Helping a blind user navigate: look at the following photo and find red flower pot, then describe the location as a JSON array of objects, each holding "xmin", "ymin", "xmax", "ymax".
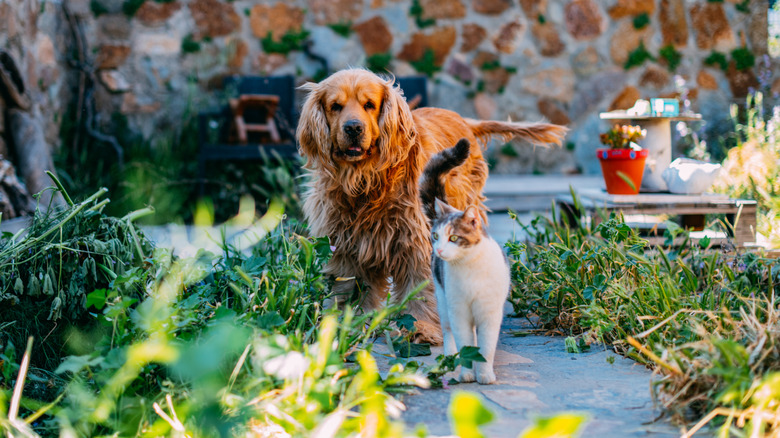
[{"xmin": 596, "ymin": 148, "xmax": 649, "ymax": 195}]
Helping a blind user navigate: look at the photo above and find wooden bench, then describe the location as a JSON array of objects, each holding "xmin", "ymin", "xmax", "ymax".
[{"xmin": 555, "ymin": 188, "xmax": 758, "ymax": 247}]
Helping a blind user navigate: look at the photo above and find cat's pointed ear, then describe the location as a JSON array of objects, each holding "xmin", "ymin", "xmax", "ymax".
[
  {"xmin": 434, "ymin": 198, "xmax": 451, "ymax": 216},
  {"xmin": 463, "ymin": 206, "xmax": 481, "ymax": 229}
]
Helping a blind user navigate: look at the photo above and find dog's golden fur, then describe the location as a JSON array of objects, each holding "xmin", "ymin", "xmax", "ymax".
[{"xmin": 297, "ymin": 69, "xmax": 567, "ymax": 344}]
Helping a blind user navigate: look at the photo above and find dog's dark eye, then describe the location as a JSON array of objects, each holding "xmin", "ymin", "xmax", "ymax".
[
  {"xmin": 331, "ymin": 103, "xmax": 343, "ymax": 112},
  {"xmin": 364, "ymin": 101, "xmax": 375, "ymax": 111}
]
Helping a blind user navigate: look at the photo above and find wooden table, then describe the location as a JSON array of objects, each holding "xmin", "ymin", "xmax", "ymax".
[
  {"xmin": 600, "ymin": 112, "xmax": 702, "ymax": 192},
  {"xmin": 556, "ymin": 188, "xmax": 757, "ymax": 247}
]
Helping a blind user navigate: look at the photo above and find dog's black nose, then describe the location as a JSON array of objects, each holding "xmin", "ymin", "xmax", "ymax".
[{"xmin": 343, "ymin": 120, "xmax": 364, "ymax": 138}]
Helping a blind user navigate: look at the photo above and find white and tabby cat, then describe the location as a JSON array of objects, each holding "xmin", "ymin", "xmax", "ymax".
[{"xmin": 420, "ymin": 138, "xmax": 510, "ymax": 384}]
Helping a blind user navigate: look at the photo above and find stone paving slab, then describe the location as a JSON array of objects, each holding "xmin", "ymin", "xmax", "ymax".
[{"xmin": 372, "ymin": 311, "xmax": 684, "ymax": 437}]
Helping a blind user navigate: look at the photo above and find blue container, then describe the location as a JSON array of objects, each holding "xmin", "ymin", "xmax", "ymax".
[{"xmin": 650, "ymin": 98, "xmax": 679, "ymax": 117}]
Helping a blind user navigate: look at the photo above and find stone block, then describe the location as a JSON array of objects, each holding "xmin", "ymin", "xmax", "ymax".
[
  {"xmin": 537, "ymin": 98, "xmax": 571, "ymax": 125},
  {"xmin": 420, "ymin": 0, "xmax": 465, "ymax": 20},
  {"xmin": 609, "ymin": 19, "xmax": 652, "ymax": 66},
  {"xmin": 189, "ymin": 0, "xmax": 240, "ymax": 39},
  {"xmin": 690, "ymin": 2, "xmax": 736, "ymax": 51},
  {"xmin": 565, "ymin": 0, "xmax": 605, "ymax": 41},
  {"xmin": 354, "ymin": 16, "xmax": 393, "ymax": 56},
  {"xmin": 531, "ymin": 22, "xmax": 565, "ymax": 57},
  {"xmin": 250, "ymin": 3, "xmax": 304, "ymax": 41},
  {"xmin": 608, "ymin": 85, "xmax": 640, "ymax": 111},
  {"xmin": 639, "ymin": 65, "xmax": 670, "ymax": 89},
  {"xmin": 461, "ymin": 23, "xmax": 486, "ymax": 52},
  {"xmin": 474, "ymin": 0, "xmax": 512, "ymax": 15},
  {"xmin": 308, "ymin": 0, "xmax": 363, "ymax": 25},
  {"xmin": 607, "ymin": 0, "xmax": 654, "ymax": 19},
  {"xmin": 136, "ymin": 1, "xmax": 181, "ymax": 27},
  {"xmin": 96, "ymin": 44, "xmax": 131, "ymax": 69},
  {"xmin": 660, "ymin": 0, "xmax": 688, "ymax": 48},
  {"xmin": 493, "ymin": 20, "xmax": 525, "ymax": 54},
  {"xmin": 398, "ymin": 26, "xmax": 456, "ymax": 66}
]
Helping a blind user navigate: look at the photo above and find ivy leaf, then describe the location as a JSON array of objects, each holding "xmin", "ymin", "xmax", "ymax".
[
  {"xmin": 393, "ymin": 340, "xmax": 431, "ymax": 358},
  {"xmin": 457, "ymin": 346, "xmax": 486, "ymax": 369},
  {"xmin": 257, "ymin": 311, "xmax": 285, "ymax": 330},
  {"xmin": 395, "ymin": 314, "xmax": 417, "ymax": 332}
]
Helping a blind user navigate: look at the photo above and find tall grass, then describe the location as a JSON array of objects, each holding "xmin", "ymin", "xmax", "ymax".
[
  {"xmin": 509, "ymin": 207, "xmax": 780, "ymax": 435},
  {"xmin": 713, "ymin": 92, "xmax": 780, "ymax": 249}
]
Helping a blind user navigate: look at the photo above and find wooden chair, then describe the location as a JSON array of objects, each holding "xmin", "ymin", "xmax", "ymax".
[{"xmin": 197, "ymin": 75, "xmax": 298, "ymax": 195}]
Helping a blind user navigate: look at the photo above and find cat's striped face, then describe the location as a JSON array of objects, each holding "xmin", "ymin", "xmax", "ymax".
[{"xmin": 431, "ymin": 200, "xmax": 482, "ymax": 261}]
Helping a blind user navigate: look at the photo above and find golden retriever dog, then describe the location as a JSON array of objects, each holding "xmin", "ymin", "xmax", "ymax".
[{"xmin": 297, "ymin": 69, "xmax": 567, "ymax": 344}]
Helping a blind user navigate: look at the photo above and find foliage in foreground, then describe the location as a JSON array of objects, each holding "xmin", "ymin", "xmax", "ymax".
[
  {"xmin": 0, "ymin": 186, "xmax": 432, "ymax": 437},
  {"xmin": 509, "ymin": 208, "xmax": 780, "ymax": 436}
]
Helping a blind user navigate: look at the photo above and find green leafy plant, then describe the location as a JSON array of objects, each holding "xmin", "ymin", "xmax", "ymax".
[
  {"xmin": 704, "ymin": 51, "xmax": 729, "ymax": 71},
  {"xmin": 599, "ymin": 124, "xmax": 646, "ymax": 149},
  {"xmin": 659, "ymin": 44, "xmax": 682, "ymax": 72},
  {"xmin": 89, "ymin": 0, "xmax": 109, "ymax": 16},
  {"xmin": 509, "ymin": 201, "xmax": 780, "ymax": 433},
  {"xmin": 181, "ymin": 34, "xmax": 201, "ymax": 54},
  {"xmin": 632, "ymin": 12, "xmax": 650, "ymax": 29},
  {"xmin": 623, "ymin": 41, "xmax": 654, "ymax": 70},
  {"xmin": 261, "ymin": 29, "xmax": 311, "ymax": 55},
  {"xmin": 480, "ymin": 60, "xmax": 501, "ymax": 71},
  {"xmin": 731, "ymin": 46, "xmax": 756, "ymax": 71},
  {"xmin": 366, "ymin": 52, "xmax": 393, "ymax": 73},
  {"xmin": 409, "ymin": 0, "xmax": 435, "ymax": 28},
  {"xmin": 500, "ymin": 143, "xmax": 518, "ymax": 157},
  {"xmin": 410, "ymin": 49, "xmax": 441, "ymax": 78},
  {"xmin": 121, "ymin": 0, "xmax": 145, "ymax": 17},
  {"xmin": 736, "ymin": 0, "xmax": 750, "ymax": 13},
  {"xmin": 327, "ymin": 21, "xmax": 353, "ymax": 38}
]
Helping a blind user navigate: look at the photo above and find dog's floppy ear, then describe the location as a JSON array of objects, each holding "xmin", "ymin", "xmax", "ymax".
[
  {"xmin": 376, "ymin": 78, "xmax": 417, "ymax": 169},
  {"xmin": 296, "ymin": 82, "xmax": 331, "ymax": 169}
]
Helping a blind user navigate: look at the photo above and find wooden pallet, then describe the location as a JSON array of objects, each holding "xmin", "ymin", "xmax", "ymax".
[{"xmin": 555, "ymin": 188, "xmax": 758, "ymax": 247}]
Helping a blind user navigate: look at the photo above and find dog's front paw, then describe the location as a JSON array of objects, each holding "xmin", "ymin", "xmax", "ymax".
[
  {"xmin": 459, "ymin": 368, "xmax": 476, "ymax": 383},
  {"xmin": 476, "ymin": 368, "xmax": 496, "ymax": 385},
  {"xmin": 411, "ymin": 320, "xmax": 443, "ymax": 345}
]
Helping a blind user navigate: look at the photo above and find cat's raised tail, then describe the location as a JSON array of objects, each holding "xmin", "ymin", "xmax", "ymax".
[{"xmin": 420, "ymin": 138, "xmax": 471, "ymax": 222}]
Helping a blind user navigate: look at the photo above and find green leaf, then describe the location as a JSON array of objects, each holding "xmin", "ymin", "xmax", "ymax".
[
  {"xmin": 457, "ymin": 346, "xmax": 486, "ymax": 369},
  {"xmin": 86, "ymin": 289, "xmax": 109, "ymax": 310},
  {"xmin": 55, "ymin": 354, "xmax": 105, "ymax": 374},
  {"xmin": 395, "ymin": 313, "xmax": 417, "ymax": 332},
  {"xmin": 449, "ymin": 391, "xmax": 494, "ymax": 438},
  {"xmin": 257, "ymin": 311, "xmax": 285, "ymax": 330},
  {"xmin": 393, "ymin": 340, "xmax": 431, "ymax": 358}
]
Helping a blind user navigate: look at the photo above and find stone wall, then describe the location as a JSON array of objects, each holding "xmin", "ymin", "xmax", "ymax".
[
  {"xmin": 0, "ymin": 0, "xmax": 68, "ymax": 149},
  {"xmin": 8, "ymin": 0, "xmax": 775, "ymax": 174}
]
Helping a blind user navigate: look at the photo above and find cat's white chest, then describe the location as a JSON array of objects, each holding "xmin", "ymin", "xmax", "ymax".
[{"xmin": 440, "ymin": 239, "xmax": 510, "ymax": 305}]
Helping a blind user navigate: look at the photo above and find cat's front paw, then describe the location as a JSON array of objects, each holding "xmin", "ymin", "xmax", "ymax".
[
  {"xmin": 459, "ymin": 368, "xmax": 476, "ymax": 383},
  {"xmin": 476, "ymin": 368, "xmax": 496, "ymax": 385}
]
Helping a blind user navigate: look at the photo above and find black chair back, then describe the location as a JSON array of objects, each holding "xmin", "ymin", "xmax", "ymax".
[
  {"xmin": 223, "ymin": 75, "xmax": 297, "ymax": 139},
  {"xmin": 396, "ymin": 76, "xmax": 428, "ymax": 108}
]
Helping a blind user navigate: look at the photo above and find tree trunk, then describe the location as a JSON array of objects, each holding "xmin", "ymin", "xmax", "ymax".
[{"xmin": 8, "ymin": 109, "xmax": 64, "ymax": 208}]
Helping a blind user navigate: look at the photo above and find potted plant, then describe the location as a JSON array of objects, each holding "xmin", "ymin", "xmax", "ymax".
[{"xmin": 597, "ymin": 124, "xmax": 648, "ymax": 195}]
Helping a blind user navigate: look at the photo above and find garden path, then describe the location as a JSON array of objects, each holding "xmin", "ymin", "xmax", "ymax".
[{"xmin": 367, "ymin": 211, "xmax": 684, "ymax": 437}]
